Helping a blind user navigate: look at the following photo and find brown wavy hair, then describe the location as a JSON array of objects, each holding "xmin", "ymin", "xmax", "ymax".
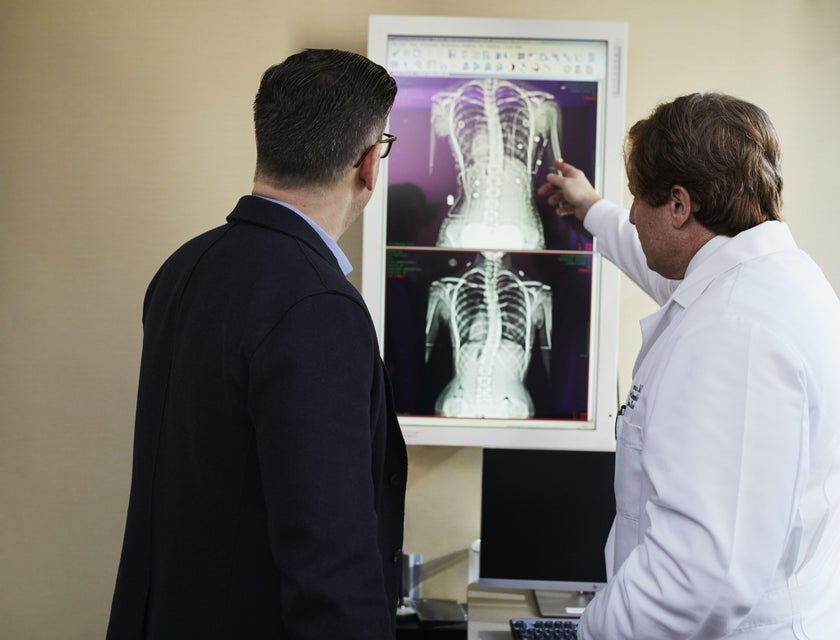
[{"xmin": 625, "ymin": 93, "xmax": 783, "ymax": 235}]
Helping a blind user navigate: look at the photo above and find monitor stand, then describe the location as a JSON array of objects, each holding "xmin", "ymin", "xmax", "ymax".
[{"xmin": 533, "ymin": 590, "xmax": 594, "ymax": 618}]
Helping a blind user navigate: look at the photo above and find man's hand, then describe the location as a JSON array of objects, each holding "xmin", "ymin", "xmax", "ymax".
[{"xmin": 537, "ymin": 161, "xmax": 601, "ymax": 222}]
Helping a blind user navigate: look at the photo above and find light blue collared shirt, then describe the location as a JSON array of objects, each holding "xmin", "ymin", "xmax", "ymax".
[{"xmin": 254, "ymin": 195, "xmax": 353, "ymax": 276}]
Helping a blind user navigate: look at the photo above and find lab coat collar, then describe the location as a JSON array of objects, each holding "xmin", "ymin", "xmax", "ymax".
[
  {"xmin": 633, "ymin": 221, "xmax": 795, "ymax": 377},
  {"xmin": 671, "ymin": 220, "xmax": 795, "ymax": 311}
]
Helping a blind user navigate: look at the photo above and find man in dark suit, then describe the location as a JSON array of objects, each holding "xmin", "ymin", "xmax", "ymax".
[{"xmin": 107, "ymin": 49, "xmax": 407, "ymax": 639}]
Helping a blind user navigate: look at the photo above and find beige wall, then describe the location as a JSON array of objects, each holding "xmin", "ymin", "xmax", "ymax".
[{"xmin": 2, "ymin": 0, "xmax": 838, "ymax": 636}]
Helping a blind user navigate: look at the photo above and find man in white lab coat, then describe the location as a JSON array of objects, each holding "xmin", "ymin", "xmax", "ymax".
[{"xmin": 539, "ymin": 93, "xmax": 840, "ymax": 639}]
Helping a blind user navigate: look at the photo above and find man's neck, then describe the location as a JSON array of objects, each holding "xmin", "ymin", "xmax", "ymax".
[
  {"xmin": 667, "ymin": 217, "xmax": 717, "ymax": 280},
  {"xmin": 252, "ymin": 180, "xmax": 351, "ymax": 241}
]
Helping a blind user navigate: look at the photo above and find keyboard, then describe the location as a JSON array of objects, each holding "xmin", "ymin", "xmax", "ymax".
[{"xmin": 509, "ymin": 617, "xmax": 580, "ymax": 639}]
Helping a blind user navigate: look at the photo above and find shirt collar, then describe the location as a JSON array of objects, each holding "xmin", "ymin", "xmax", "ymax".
[{"xmin": 253, "ymin": 195, "xmax": 353, "ymax": 276}]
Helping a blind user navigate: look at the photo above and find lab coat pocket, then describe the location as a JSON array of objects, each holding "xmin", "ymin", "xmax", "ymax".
[{"xmin": 615, "ymin": 417, "xmax": 644, "ymax": 523}]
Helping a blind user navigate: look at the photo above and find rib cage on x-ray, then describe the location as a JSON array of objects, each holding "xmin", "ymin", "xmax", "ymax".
[
  {"xmin": 431, "ymin": 78, "xmax": 561, "ymax": 251},
  {"xmin": 425, "ymin": 252, "xmax": 552, "ymax": 419}
]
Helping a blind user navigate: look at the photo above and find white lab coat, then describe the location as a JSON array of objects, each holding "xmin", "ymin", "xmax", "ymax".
[{"xmin": 578, "ymin": 200, "xmax": 840, "ymax": 639}]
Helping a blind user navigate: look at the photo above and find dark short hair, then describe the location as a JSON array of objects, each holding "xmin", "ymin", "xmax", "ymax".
[
  {"xmin": 625, "ymin": 93, "xmax": 783, "ymax": 235},
  {"xmin": 253, "ymin": 49, "xmax": 397, "ymax": 189}
]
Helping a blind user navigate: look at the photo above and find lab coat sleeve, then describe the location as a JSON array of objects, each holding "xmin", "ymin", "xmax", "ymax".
[
  {"xmin": 583, "ymin": 199, "xmax": 679, "ymax": 305},
  {"xmin": 579, "ymin": 317, "xmax": 808, "ymax": 639}
]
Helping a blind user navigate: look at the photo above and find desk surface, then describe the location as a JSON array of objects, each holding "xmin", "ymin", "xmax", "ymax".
[{"xmin": 466, "ymin": 585, "xmax": 539, "ymax": 640}]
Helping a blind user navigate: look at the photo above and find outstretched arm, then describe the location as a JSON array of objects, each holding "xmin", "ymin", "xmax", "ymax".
[
  {"xmin": 538, "ymin": 161, "xmax": 678, "ymax": 304},
  {"xmin": 537, "ymin": 160, "xmax": 601, "ymax": 221}
]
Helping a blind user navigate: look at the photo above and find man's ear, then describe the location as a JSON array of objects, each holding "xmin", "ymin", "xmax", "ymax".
[
  {"xmin": 356, "ymin": 147, "xmax": 379, "ymax": 192},
  {"xmin": 669, "ymin": 185, "xmax": 699, "ymax": 229}
]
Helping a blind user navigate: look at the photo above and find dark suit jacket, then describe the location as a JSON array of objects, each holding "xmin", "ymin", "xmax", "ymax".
[{"xmin": 107, "ymin": 196, "xmax": 407, "ymax": 639}]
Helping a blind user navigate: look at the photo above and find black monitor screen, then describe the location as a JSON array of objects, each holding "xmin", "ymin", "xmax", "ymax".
[{"xmin": 479, "ymin": 448, "xmax": 616, "ymax": 592}]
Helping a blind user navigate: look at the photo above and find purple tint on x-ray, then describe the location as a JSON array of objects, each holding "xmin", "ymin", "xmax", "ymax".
[{"xmin": 385, "ymin": 75, "xmax": 598, "ymax": 251}]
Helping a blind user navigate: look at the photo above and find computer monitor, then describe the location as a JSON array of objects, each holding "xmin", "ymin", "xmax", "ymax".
[
  {"xmin": 363, "ymin": 16, "xmax": 627, "ymax": 449},
  {"xmin": 478, "ymin": 448, "xmax": 616, "ymax": 615}
]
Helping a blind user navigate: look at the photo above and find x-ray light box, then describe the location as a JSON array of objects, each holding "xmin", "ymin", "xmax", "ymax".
[{"xmin": 362, "ymin": 15, "xmax": 627, "ymax": 450}]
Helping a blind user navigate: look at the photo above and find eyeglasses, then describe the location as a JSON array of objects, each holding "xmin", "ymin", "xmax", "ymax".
[{"xmin": 353, "ymin": 133, "xmax": 397, "ymax": 168}]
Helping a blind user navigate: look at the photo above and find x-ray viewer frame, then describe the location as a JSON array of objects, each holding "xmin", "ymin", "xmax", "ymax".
[{"xmin": 362, "ymin": 15, "xmax": 627, "ymax": 451}]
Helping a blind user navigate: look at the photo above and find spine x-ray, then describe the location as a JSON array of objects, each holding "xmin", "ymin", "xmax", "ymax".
[
  {"xmin": 431, "ymin": 79, "xmax": 560, "ymax": 251},
  {"xmin": 425, "ymin": 251, "xmax": 551, "ymax": 418},
  {"xmin": 385, "ymin": 75, "xmax": 598, "ymax": 422}
]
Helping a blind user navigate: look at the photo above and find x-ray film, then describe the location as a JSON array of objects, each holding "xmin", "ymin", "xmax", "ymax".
[
  {"xmin": 385, "ymin": 250, "xmax": 592, "ymax": 421},
  {"xmin": 384, "ymin": 74, "xmax": 598, "ymax": 423},
  {"xmin": 386, "ymin": 76, "xmax": 599, "ymax": 252}
]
